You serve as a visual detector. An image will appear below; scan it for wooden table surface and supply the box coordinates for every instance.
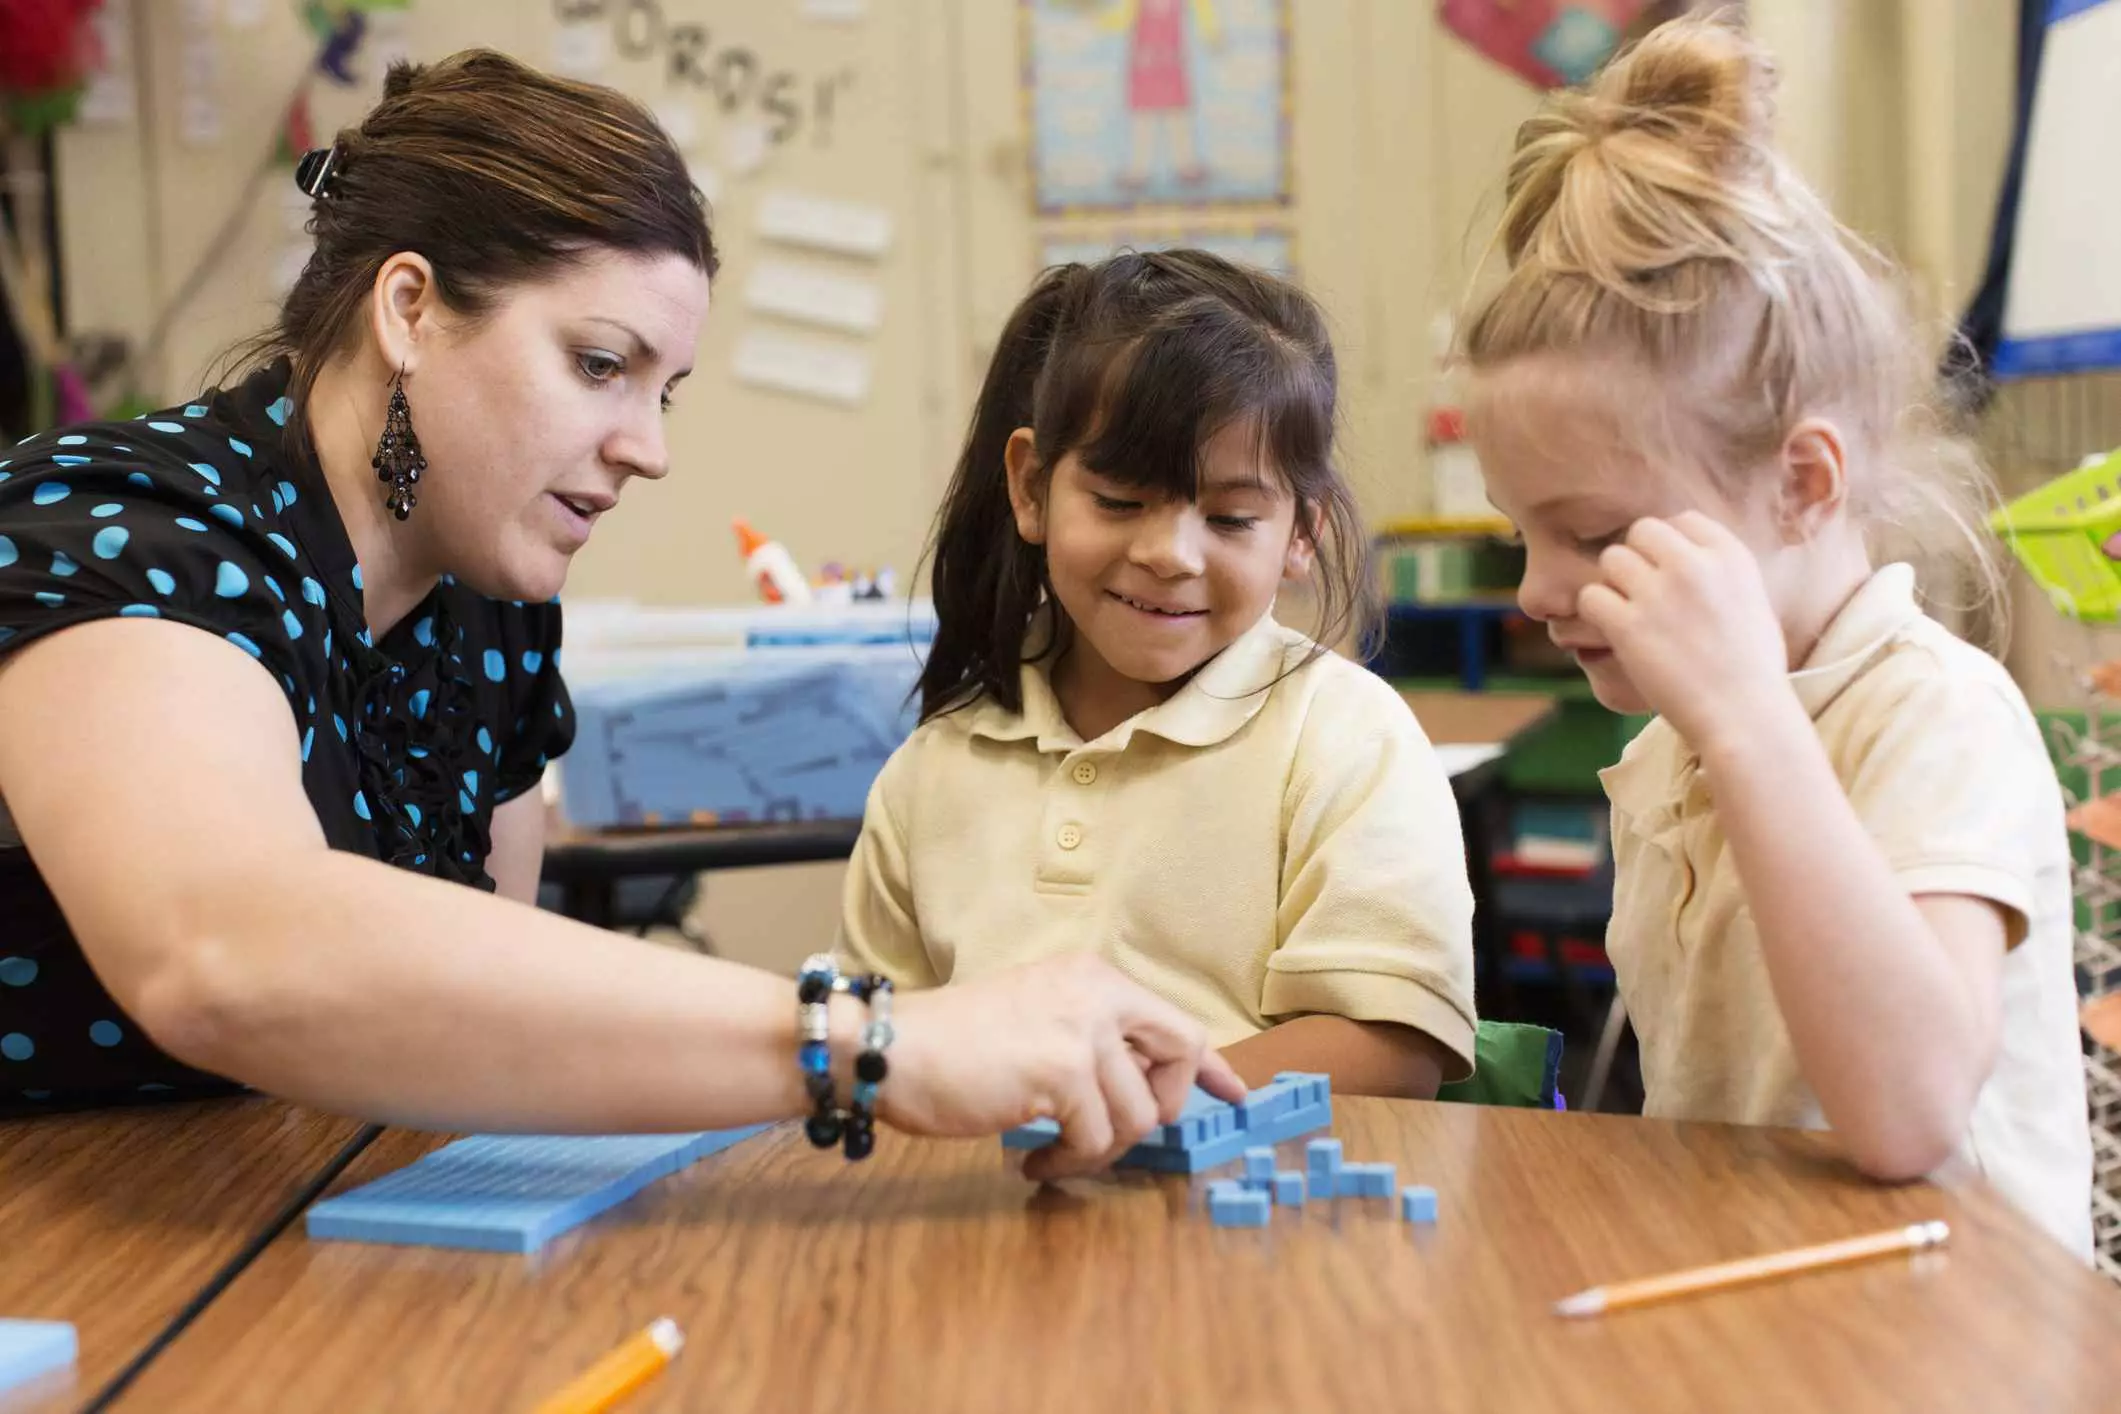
[106,1099,2121,1413]
[0,1097,368,1412]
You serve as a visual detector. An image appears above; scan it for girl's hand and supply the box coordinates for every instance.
[1577,512,1797,756]
[881,953,1245,1181]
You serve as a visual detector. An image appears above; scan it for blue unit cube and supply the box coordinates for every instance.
[1243,1146,1275,1181]
[1273,1170,1306,1205]
[0,1320,76,1395]
[1208,1189,1271,1228]
[1400,1184,1439,1223]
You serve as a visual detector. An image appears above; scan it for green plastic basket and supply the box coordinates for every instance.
[1993,449,2121,622]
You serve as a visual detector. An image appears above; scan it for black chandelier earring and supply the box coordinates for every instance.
[373,369,426,521]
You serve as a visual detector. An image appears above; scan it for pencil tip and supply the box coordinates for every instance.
[1554,1290,1603,1318]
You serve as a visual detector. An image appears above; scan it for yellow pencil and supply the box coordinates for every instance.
[1554,1220,1951,1318]
[532,1317,684,1414]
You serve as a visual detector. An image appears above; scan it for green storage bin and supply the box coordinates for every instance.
[1502,695,1651,794]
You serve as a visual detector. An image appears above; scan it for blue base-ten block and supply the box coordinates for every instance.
[1208,1189,1271,1228]
[0,1320,77,1394]
[1004,1072,1332,1174]
[306,1125,771,1254]
[1400,1185,1439,1223]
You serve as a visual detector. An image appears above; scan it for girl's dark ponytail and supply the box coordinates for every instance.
[916,264,1082,720]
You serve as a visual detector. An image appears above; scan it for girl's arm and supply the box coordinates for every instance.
[1257,671,1480,1098]
[1693,702,2003,1179]
[1222,1017,1449,1097]
[1581,514,2006,1179]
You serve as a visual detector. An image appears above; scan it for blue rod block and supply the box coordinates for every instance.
[306,1124,771,1253]
[1243,1146,1276,1180]
[1273,1171,1306,1205]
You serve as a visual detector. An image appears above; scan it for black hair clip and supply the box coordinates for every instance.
[295,145,342,199]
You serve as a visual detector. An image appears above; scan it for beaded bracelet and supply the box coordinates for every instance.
[795,954,895,1161]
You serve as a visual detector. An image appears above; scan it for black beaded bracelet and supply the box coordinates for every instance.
[795,955,894,1161]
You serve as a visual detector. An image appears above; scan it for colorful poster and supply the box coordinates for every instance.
[1038,224,1293,277]
[1022,0,1289,214]
[1439,0,1651,89]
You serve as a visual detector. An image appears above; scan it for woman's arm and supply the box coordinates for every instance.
[0,617,1239,1168]
[486,794,548,906]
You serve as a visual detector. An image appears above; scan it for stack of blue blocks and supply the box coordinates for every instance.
[1002,1070,1332,1173]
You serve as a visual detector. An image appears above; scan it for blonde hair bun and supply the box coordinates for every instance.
[1499,13,1797,298]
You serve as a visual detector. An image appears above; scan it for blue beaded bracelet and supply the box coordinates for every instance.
[795,954,894,1161]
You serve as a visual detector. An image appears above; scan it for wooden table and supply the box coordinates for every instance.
[0,1098,371,1412]
[106,1099,2121,1412]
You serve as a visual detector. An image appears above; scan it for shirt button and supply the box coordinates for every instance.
[1057,824,1083,851]
[1071,762,1098,785]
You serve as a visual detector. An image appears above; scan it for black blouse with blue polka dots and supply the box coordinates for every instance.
[0,360,575,1112]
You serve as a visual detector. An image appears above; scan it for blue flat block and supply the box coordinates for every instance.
[0,1320,76,1394]
[1273,1171,1306,1205]
[1208,1191,1270,1228]
[306,1124,771,1253]
[1400,1185,1439,1223]
[1206,1179,1245,1202]
[1243,1146,1276,1180]
[1336,1162,1396,1199]
[1306,1138,1343,1178]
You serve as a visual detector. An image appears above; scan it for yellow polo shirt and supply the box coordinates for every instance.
[1601,563,2094,1257]
[837,614,1478,1077]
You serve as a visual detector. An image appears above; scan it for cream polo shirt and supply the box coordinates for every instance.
[1601,563,2093,1258]
[836,614,1479,1077]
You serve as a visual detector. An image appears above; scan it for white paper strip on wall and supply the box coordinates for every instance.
[224,0,268,28]
[653,101,701,152]
[756,192,893,259]
[801,0,869,20]
[177,21,222,147]
[79,0,136,125]
[722,119,771,176]
[732,329,872,405]
[744,261,882,334]
[551,22,608,79]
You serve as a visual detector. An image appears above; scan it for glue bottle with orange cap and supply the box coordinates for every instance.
[733,517,813,605]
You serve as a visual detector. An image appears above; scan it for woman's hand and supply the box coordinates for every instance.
[880,953,1245,1181]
